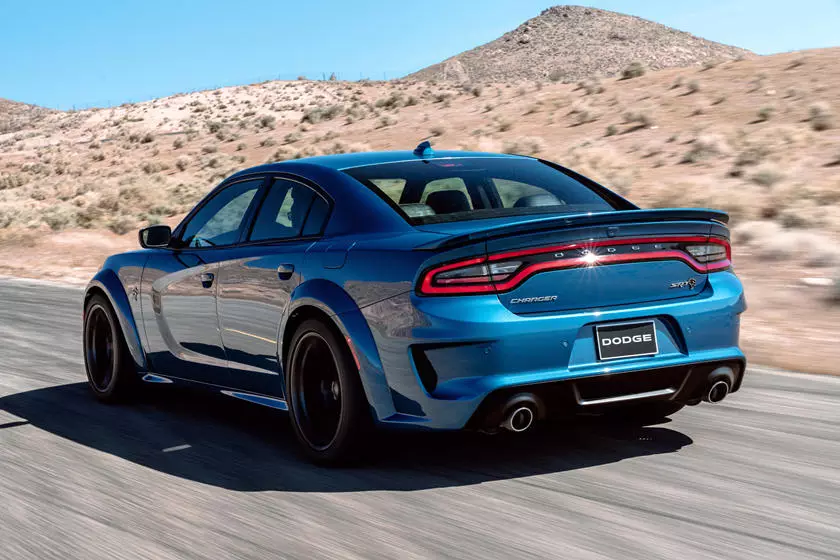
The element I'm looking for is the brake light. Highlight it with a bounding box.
[418,236,731,296]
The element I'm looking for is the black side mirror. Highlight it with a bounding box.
[139,225,172,248]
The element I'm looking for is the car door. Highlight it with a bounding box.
[140,177,266,386]
[217,176,331,396]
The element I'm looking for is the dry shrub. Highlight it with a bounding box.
[623,108,656,128]
[502,136,545,156]
[681,134,730,163]
[107,214,136,235]
[621,62,645,80]
[750,164,785,187]
[808,102,835,131]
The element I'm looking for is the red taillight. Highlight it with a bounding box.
[418,236,731,296]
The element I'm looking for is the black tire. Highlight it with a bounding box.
[83,294,137,402]
[285,319,371,464]
[608,401,685,425]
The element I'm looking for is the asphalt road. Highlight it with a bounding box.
[1,278,838,559]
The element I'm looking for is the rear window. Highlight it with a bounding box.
[343,157,622,225]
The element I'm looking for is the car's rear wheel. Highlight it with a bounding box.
[286,319,371,464]
[83,294,137,402]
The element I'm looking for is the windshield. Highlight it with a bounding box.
[343,157,625,225]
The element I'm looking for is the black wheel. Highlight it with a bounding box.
[285,319,371,464]
[608,401,685,425]
[83,294,137,402]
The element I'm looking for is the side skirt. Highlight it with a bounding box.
[141,372,288,411]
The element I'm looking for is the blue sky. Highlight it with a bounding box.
[2,0,838,110]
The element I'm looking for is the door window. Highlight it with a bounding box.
[179,179,263,248]
[249,179,329,241]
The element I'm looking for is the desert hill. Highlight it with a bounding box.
[406,5,752,83]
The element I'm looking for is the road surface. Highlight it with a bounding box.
[0,278,838,559]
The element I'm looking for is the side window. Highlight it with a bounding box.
[179,179,262,248]
[250,179,329,241]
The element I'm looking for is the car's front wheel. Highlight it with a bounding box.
[285,319,371,464]
[83,294,137,402]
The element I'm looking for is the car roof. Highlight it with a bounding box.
[230,150,529,177]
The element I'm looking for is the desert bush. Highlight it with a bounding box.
[201,145,218,154]
[323,141,369,155]
[496,119,513,132]
[702,59,720,71]
[258,115,277,129]
[548,69,564,82]
[0,173,27,190]
[375,93,405,110]
[236,142,246,151]
[621,62,645,80]
[175,157,189,171]
[42,205,77,231]
[686,80,701,94]
[140,132,154,144]
[206,121,223,133]
[605,124,618,137]
[756,106,775,122]
[681,134,729,163]
[283,131,302,144]
[107,214,136,235]
[260,137,276,147]
[502,136,544,156]
[141,161,165,174]
[832,270,840,303]
[623,108,656,128]
[572,107,599,125]
[429,126,446,137]
[577,79,604,95]
[301,105,343,124]
[376,115,397,128]
[75,204,104,228]
[750,164,785,187]
[808,102,835,131]
[172,137,184,149]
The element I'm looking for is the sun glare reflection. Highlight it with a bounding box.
[582,252,600,265]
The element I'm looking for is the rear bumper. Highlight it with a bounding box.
[359,271,746,430]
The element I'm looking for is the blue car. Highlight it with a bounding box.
[83,143,746,463]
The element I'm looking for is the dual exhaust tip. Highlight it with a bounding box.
[704,366,735,403]
[497,365,736,432]
[499,394,540,433]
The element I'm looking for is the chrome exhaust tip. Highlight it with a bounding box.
[501,405,535,433]
[704,365,735,403]
[705,380,730,403]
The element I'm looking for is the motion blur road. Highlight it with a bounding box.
[1,278,838,559]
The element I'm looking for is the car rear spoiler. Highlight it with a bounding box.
[415,208,730,250]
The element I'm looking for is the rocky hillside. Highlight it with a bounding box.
[0,98,54,135]
[406,5,752,83]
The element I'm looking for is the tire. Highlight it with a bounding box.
[285,319,371,464]
[83,294,137,402]
[608,401,685,425]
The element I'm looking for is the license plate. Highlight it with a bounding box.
[595,321,658,361]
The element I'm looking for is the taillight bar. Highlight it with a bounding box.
[418,236,731,296]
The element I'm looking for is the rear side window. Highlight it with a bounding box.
[249,178,329,241]
[343,158,622,224]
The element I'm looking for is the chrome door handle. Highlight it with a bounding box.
[277,264,295,281]
[200,272,215,288]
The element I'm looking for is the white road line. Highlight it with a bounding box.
[161,444,191,453]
